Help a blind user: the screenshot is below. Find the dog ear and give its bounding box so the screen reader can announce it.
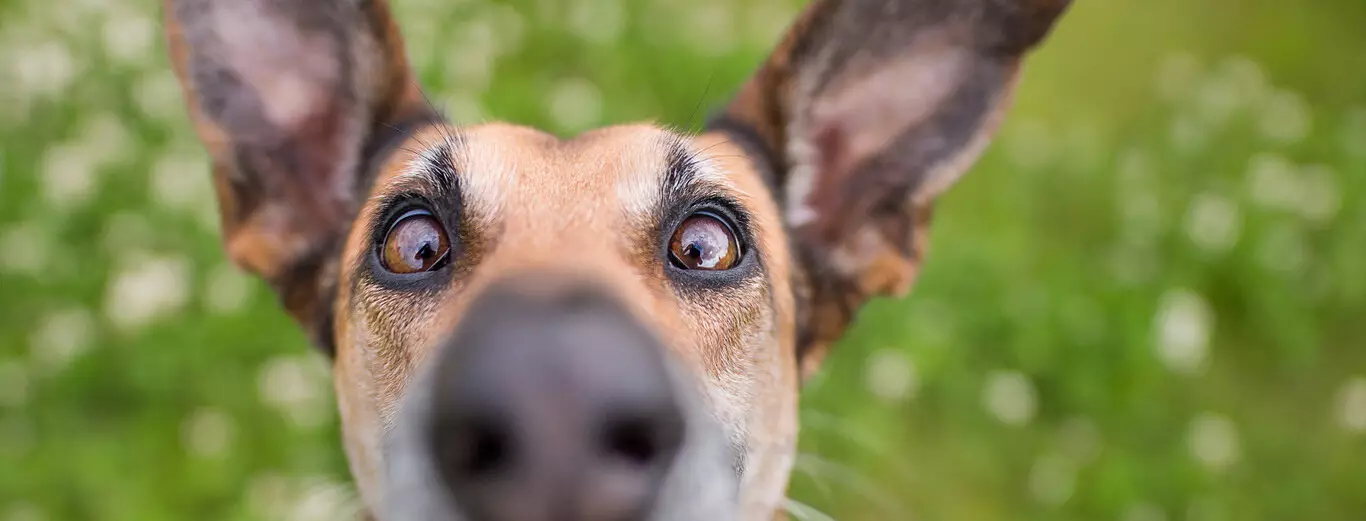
[164,0,434,351]
[709,0,1070,377]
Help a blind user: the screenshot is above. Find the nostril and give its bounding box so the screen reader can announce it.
[436,416,515,479]
[600,410,685,468]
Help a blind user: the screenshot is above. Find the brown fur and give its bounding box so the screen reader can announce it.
[162,0,1070,518]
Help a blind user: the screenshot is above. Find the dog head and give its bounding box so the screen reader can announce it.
[163,0,1069,519]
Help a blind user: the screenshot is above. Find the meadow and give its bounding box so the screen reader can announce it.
[1,0,1365,520]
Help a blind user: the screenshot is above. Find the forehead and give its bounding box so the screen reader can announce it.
[377,123,736,234]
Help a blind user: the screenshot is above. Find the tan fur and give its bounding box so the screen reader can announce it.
[329,125,800,515]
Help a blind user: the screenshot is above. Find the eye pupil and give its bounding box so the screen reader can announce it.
[668,212,740,272]
[682,244,702,261]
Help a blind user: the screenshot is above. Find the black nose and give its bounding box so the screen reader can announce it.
[428,281,686,521]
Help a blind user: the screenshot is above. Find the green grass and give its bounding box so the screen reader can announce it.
[2,0,1365,520]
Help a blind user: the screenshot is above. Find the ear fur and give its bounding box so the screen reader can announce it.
[164,0,437,351]
[708,0,1071,376]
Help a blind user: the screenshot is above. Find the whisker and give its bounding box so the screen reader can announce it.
[799,409,918,482]
[792,454,837,502]
[795,453,906,517]
[782,498,837,521]
[686,70,719,133]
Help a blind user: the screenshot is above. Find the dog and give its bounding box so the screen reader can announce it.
[162,0,1070,519]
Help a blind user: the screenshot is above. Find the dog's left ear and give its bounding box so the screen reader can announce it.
[164,0,432,351]
[709,0,1071,377]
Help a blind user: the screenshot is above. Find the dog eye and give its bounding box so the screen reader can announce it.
[668,212,740,271]
[381,209,451,274]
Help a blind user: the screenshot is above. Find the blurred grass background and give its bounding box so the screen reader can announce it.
[2,0,1365,520]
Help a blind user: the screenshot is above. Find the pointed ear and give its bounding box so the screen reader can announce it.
[709,0,1070,376]
[164,0,437,351]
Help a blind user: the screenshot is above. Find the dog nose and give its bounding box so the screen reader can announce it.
[428,282,686,521]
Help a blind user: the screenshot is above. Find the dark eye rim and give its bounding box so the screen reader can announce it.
[380,208,453,274]
[660,200,759,289]
[667,209,743,271]
[369,200,457,289]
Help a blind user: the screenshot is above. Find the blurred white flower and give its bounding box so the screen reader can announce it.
[2,503,45,521]
[1257,223,1308,276]
[102,6,155,64]
[983,370,1038,426]
[569,0,624,44]
[1122,502,1168,521]
[683,3,735,56]
[1109,241,1159,288]
[150,152,214,214]
[1245,153,1300,211]
[445,39,496,93]
[182,407,236,458]
[1153,288,1212,376]
[258,355,333,430]
[486,4,527,56]
[1117,149,1156,185]
[1216,56,1270,109]
[29,308,96,375]
[1155,52,1201,103]
[864,349,918,402]
[204,263,253,315]
[11,39,77,98]
[1295,164,1341,225]
[1169,114,1210,154]
[1183,192,1242,254]
[1337,376,1366,433]
[1192,72,1241,129]
[76,114,135,169]
[40,144,98,211]
[548,77,604,132]
[1057,416,1102,464]
[104,253,192,332]
[1005,119,1056,170]
[134,70,187,123]
[1245,154,1340,225]
[1188,412,1241,471]
[1186,497,1227,521]
[442,93,485,124]
[0,222,54,277]
[1028,452,1076,507]
[744,2,798,47]
[1259,90,1311,144]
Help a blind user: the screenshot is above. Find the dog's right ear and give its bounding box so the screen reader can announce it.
[708,0,1070,377]
[164,0,435,350]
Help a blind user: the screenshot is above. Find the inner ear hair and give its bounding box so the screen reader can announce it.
[708,0,1071,377]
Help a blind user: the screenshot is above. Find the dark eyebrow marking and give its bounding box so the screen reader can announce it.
[658,133,731,203]
[662,135,697,195]
[380,127,466,205]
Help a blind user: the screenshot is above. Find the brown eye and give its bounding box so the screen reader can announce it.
[381,210,451,274]
[668,212,740,271]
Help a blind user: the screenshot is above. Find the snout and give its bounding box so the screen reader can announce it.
[425,281,686,521]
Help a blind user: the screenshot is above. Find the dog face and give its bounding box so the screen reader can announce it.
[163,1,1069,520]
